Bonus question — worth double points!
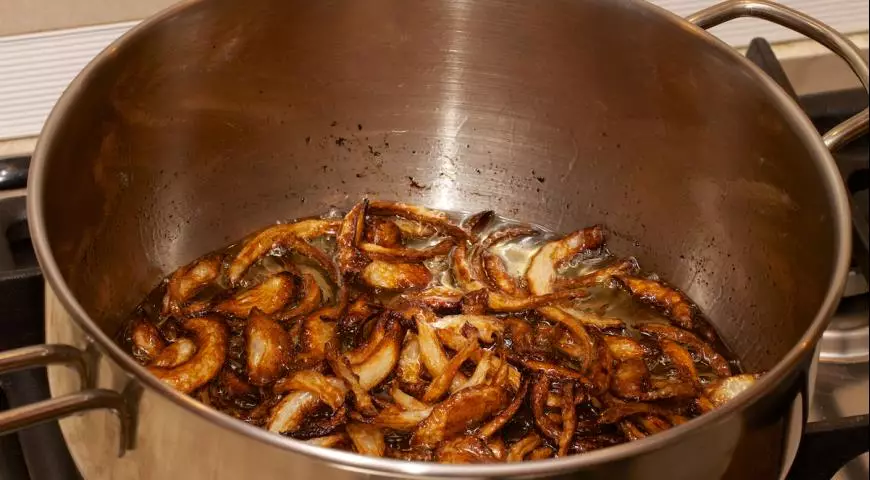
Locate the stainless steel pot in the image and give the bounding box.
[1,0,867,478]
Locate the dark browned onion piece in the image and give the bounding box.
[214,272,295,318]
[246,309,291,385]
[361,260,431,290]
[530,375,562,441]
[325,341,377,417]
[368,200,469,240]
[557,382,576,457]
[337,200,370,280]
[346,422,386,457]
[422,340,479,403]
[227,220,340,285]
[359,239,454,262]
[130,317,165,362]
[275,273,323,323]
[435,436,498,464]
[614,275,710,340]
[151,338,196,368]
[148,316,228,394]
[411,385,510,449]
[162,254,222,317]
[127,200,755,464]
[636,322,732,377]
[506,432,542,462]
[476,379,528,439]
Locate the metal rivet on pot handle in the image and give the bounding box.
[0,344,135,456]
[687,0,869,153]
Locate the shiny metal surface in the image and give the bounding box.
[687,0,870,153]
[810,360,870,479]
[0,343,133,456]
[819,293,869,363]
[0,389,133,456]
[688,0,870,367]
[25,0,855,478]
[0,156,30,191]
[0,344,90,387]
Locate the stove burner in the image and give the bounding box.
[820,284,870,363]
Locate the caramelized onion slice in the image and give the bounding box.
[215,272,295,318]
[366,219,402,247]
[131,318,165,362]
[345,314,390,365]
[615,275,698,334]
[482,252,527,297]
[346,423,386,457]
[705,374,760,407]
[276,273,323,322]
[636,322,732,376]
[603,335,646,361]
[295,310,337,367]
[526,225,605,295]
[435,437,498,464]
[660,339,700,387]
[282,370,348,411]
[246,310,291,386]
[368,200,468,240]
[529,446,555,460]
[326,342,377,417]
[360,239,454,262]
[399,286,464,311]
[337,200,369,280]
[396,333,424,387]
[477,379,529,439]
[267,391,321,433]
[148,316,228,394]
[599,402,674,424]
[531,375,562,441]
[372,407,433,431]
[552,257,639,290]
[415,311,469,391]
[431,315,505,343]
[557,383,576,457]
[361,260,431,291]
[391,384,429,411]
[305,433,348,448]
[351,319,402,390]
[162,254,222,316]
[151,338,196,368]
[487,437,506,460]
[515,357,595,387]
[227,220,339,285]
[393,218,437,238]
[474,226,539,292]
[461,350,494,391]
[537,307,595,372]
[506,433,542,462]
[451,243,486,292]
[423,340,479,403]
[412,385,510,449]
[486,287,589,312]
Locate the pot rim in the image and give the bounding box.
[27,0,853,477]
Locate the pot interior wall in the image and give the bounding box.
[36,0,839,372]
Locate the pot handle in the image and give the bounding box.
[687,0,869,152]
[0,343,135,456]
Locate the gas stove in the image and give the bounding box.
[0,37,867,480]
